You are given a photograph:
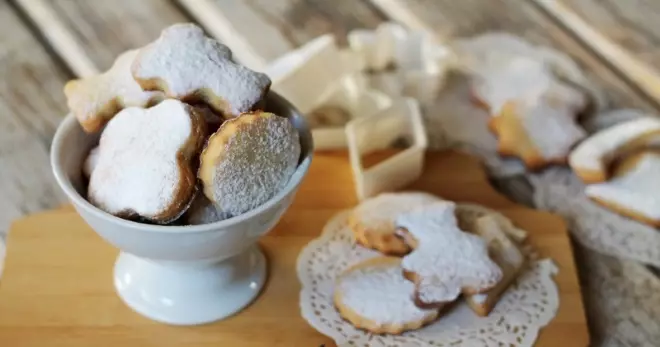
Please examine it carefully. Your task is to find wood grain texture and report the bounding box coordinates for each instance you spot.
[533,0,660,111]
[0,151,589,347]
[46,0,189,71]
[203,0,384,61]
[0,1,70,237]
[558,0,660,67]
[370,0,658,112]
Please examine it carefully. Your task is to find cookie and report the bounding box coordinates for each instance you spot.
[397,201,503,308]
[455,204,527,243]
[199,111,300,216]
[471,56,587,117]
[82,146,100,179]
[334,256,439,334]
[489,100,586,170]
[184,194,232,225]
[64,49,163,133]
[585,150,660,226]
[132,23,271,119]
[349,192,441,255]
[88,99,206,223]
[569,117,660,183]
[464,215,525,316]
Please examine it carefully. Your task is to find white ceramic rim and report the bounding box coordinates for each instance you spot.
[51,113,313,235]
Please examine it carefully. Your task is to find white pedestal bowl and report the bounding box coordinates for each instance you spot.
[51,93,313,325]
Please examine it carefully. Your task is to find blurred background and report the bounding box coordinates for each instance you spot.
[1,0,659,345]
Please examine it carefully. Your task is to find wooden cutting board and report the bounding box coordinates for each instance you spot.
[0,151,588,347]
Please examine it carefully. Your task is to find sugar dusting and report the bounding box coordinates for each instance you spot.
[353,192,440,231]
[586,152,660,221]
[472,57,587,160]
[398,202,503,304]
[186,194,232,225]
[211,114,300,216]
[68,49,160,122]
[88,100,194,218]
[83,146,100,178]
[337,260,437,325]
[133,24,270,117]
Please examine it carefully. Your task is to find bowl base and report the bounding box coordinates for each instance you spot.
[114,246,266,325]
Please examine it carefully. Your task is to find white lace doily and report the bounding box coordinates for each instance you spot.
[298,208,560,347]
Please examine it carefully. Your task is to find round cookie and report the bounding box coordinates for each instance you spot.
[334,257,439,335]
[199,111,301,216]
[349,192,440,255]
[184,194,232,225]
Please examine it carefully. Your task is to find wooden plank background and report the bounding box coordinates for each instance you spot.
[2,0,660,345]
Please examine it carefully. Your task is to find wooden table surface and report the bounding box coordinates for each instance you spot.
[0,0,659,345]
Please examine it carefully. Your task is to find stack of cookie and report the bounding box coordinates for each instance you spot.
[469,56,588,171]
[335,192,526,334]
[65,23,301,225]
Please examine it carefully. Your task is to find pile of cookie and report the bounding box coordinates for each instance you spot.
[65,23,301,225]
[470,56,588,171]
[334,192,526,334]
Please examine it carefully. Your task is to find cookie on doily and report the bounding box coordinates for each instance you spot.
[569,117,660,183]
[64,49,163,133]
[585,150,660,227]
[349,192,441,255]
[464,215,525,316]
[334,256,439,334]
[199,111,300,216]
[397,201,503,307]
[88,99,206,223]
[132,23,271,119]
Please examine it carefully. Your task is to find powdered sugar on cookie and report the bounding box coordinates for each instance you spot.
[349,192,441,254]
[199,111,300,216]
[334,257,438,334]
[585,151,660,226]
[88,99,205,222]
[132,23,271,118]
[64,49,162,133]
[398,201,502,305]
[569,117,660,183]
[185,195,232,225]
[83,146,100,179]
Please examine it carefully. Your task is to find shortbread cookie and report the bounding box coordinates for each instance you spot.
[64,49,163,133]
[397,201,502,308]
[349,192,441,255]
[132,23,271,119]
[465,215,525,316]
[88,99,206,223]
[455,204,527,243]
[569,117,660,183]
[82,146,100,179]
[490,100,586,170]
[471,56,586,116]
[199,111,300,216]
[585,151,660,226]
[184,194,232,225]
[334,257,439,334]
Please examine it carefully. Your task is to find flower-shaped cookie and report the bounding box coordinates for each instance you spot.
[88,99,206,223]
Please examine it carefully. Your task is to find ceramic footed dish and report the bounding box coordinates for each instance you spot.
[50,92,313,326]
